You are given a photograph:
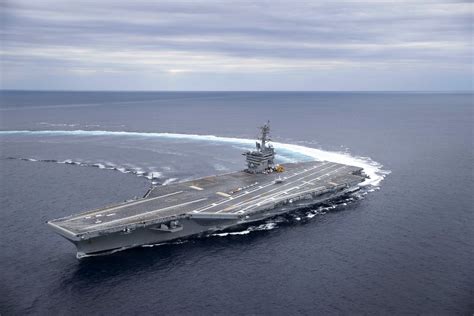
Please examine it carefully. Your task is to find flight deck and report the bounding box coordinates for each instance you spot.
[49,161,363,240]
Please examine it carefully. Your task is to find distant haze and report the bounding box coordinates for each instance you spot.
[1,0,472,91]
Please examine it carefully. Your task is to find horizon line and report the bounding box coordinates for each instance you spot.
[1,89,472,93]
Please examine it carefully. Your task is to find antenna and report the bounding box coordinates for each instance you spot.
[150,172,156,189]
[260,120,271,150]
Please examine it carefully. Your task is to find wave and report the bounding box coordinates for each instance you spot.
[0,129,390,186]
[211,222,278,237]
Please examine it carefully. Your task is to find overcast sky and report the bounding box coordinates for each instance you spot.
[1,0,472,90]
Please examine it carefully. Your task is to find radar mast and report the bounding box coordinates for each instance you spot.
[244,121,275,173]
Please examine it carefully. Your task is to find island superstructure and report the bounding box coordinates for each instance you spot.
[48,122,366,258]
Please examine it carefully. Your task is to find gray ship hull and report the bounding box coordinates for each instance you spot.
[48,161,366,258]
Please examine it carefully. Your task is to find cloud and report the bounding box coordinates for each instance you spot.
[1,0,472,90]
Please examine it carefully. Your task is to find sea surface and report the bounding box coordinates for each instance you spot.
[0,91,472,315]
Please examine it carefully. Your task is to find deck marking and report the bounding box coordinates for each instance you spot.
[221,205,237,212]
[216,192,231,197]
[189,185,204,191]
[68,191,184,221]
[222,165,344,213]
[236,185,327,213]
[85,198,208,229]
[199,162,335,214]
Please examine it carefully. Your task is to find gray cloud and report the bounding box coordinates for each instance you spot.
[1,0,472,90]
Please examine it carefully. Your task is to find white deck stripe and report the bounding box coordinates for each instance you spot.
[213,164,335,212]
[193,163,332,214]
[227,164,337,206]
[189,185,204,191]
[237,186,327,213]
[85,198,208,229]
[67,191,184,221]
[213,164,340,213]
[219,165,346,213]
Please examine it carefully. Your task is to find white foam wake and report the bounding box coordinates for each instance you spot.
[0,130,389,186]
[6,156,163,179]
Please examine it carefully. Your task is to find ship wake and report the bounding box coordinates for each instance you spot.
[0,129,390,187]
[4,156,163,181]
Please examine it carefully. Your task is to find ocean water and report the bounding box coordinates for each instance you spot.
[0,91,472,314]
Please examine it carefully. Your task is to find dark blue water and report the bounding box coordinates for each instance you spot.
[0,91,472,314]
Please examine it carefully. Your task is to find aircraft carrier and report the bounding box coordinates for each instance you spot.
[48,122,366,258]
